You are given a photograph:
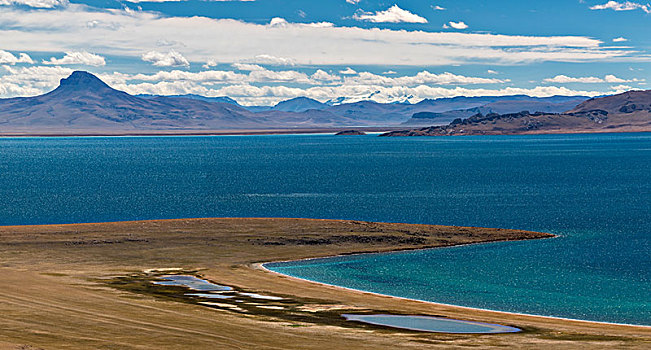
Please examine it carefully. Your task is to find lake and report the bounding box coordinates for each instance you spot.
[1,133,649,325]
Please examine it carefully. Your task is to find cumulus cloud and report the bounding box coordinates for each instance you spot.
[347,71,506,86]
[432,5,445,11]
[2,61,624,105]
[114,80,617,106]
[203,59,218,69]
[42,51,105,66]
[141,50,189,67]
[543,74,640,83]
[244,54,296,66]
[232,63,265,71]
[0,65,73,97]
[109,68,505,87]
[345,0,360,4]
[7,64,610,105]
[590,1,651,13]
[613,37,628,42]
[339,67,357,75]
[610,84,633,91]
[446,21,468,30]
[353,5,428,23]
[0,50,33,65]
[311,69,341,82]
[0,0,67,8]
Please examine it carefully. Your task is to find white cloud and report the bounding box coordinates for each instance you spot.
[103,68,506,88]
[353,5,428,23]
[203,59,218,69]
[0,65,73,97]
[345,0,360,4]
[339,67,357,75]
[347,71,506,86]
[247,69,311,83]
[590,1,651,13]
[544,75,603,83]
[432,5,445,11]
[447,21,468,30]
[610,84,633,91]
[141,50,189,67]
[42,51,106,66]
[612,37,628,42]
[269,17,288,27]
[0,5,634,68]
[311,69,341,82]
[0,50,33,65]
[244,54,296,66]
[0,0,67,8]
[1,65,617,105]
[117,81,615,106]
[382,70,397,74]
[232,63,265,71]
[543,74,640,83]
[487,69,498,74]
[604,74,625,83]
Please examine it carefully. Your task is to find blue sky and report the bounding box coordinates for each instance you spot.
[0,0,649,105]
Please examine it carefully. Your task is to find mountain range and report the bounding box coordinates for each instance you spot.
[0,71,602,134]
[382,90,651,136]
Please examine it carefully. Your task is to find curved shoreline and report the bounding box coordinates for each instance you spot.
[258,241,651,329]
[1,217,649,349]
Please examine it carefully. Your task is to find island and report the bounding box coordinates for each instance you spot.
[1,218,649,349]
[335,130,367,135]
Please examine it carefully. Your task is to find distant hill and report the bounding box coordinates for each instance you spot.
[0,71,616,134]
[273,97,327,113]
[0,71,361,132]
[401,96,588,126]
[138,94,242,106]
[382,91,651,137]
[568,90,651,114]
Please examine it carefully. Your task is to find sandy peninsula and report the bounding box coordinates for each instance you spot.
[0,218,648,349]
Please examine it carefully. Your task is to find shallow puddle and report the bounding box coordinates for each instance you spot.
[153,275,233,291]
[186,293,234,299]
[343,314,521,333]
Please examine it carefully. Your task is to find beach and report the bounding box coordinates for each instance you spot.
[0,218,649,350]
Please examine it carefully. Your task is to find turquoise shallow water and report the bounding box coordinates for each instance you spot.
[0,133,649,325]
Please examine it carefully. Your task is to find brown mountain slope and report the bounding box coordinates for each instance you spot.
[570,90,651,114]
[382,90,651,136]
[0,71,361,132]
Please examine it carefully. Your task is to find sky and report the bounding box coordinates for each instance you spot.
[0,0,650,106]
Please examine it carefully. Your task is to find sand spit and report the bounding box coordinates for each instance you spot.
[0,217,648,350]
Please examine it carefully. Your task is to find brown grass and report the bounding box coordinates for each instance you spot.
[0,218,648,349]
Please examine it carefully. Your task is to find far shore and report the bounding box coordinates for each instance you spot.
[0,218,649,350]
[0,126,402,138]
[1,127,649,138]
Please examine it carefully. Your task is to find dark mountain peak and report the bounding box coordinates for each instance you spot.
[272,96,326,112]
[280,97,314,103]
[58,71,111,91]
[274,96,322,106]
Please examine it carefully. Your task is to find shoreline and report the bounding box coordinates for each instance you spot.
[0,127,399,138]
[1,218,649,349]
[257,242,651,329]
[0,128,648,138]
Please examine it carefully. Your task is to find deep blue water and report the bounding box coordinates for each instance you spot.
[1,133,649,325]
